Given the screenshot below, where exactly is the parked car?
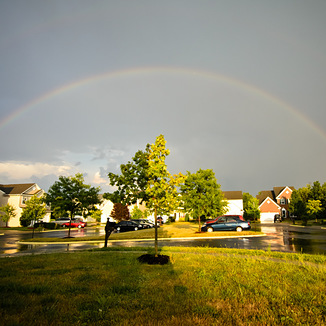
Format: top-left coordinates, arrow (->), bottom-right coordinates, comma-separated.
205,215 -> 245,225
73,217 -> 87,226
114,220 -> 143,232
61,220 -> 86,228
53,217 -> 70,225
132,219 -> 154,229
201,215 -> 251,232
273,214 -> 282,223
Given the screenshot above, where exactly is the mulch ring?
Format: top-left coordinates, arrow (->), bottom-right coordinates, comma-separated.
137,254 -> 170,265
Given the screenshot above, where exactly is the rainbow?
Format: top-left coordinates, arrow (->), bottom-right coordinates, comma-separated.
1,66 -> 326,142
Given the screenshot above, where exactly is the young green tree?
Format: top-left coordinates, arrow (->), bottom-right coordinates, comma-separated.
130,206 -> 144,219
243,192 -> 260,221
45,173 -> 101,237
146,135 -> 184,256
306,199 -> 322,223
0,204 -> 16,227
180,169 -> 227,232
20,196 -> 47,237
89,208 -> 102,223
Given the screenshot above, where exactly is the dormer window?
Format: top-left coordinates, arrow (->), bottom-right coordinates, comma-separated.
22,196 -> 29,204
280,198 -> 286,205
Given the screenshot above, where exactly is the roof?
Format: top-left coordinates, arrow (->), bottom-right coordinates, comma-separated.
0,183 -> 37,195
256,186 -> 294,204
223,191 -> 243,200
256,190 -> 274,205
274,186 -> 294,198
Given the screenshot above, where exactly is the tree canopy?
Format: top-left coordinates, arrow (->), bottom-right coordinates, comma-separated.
243,192 -> 260,221
0,204 -> 16,227
110,203 -> 130,222
180,169 -> 227,231
145,135 -> 184,217
289,181 -> 326,224
45,173 -> 101,236
20,196 -> 47,228
104,148 -> 150,205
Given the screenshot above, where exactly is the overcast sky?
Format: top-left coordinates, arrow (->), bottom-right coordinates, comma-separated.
1,1 -> 326,196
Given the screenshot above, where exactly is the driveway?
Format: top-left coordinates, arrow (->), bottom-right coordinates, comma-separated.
0,223 -> 325,257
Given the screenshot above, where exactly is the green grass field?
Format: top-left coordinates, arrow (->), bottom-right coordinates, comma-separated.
1,247 -> 325,325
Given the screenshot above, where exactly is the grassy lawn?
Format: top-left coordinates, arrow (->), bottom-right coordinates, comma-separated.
0,247 -> 325,325
20,222 -> 263,243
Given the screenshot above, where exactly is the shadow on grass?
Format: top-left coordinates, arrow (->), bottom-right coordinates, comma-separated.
137,253 -> 170,265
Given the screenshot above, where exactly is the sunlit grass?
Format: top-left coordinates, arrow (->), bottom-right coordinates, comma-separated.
0,248 -> 325,325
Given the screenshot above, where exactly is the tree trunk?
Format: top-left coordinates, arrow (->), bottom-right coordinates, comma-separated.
154,206 -> 158,257
68,211 -> 73,238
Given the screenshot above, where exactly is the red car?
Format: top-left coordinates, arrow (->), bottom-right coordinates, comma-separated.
61,220 -> 86,228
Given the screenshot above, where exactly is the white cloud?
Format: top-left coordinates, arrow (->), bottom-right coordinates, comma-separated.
0,162 -> 72,180
92,171 -> 110,185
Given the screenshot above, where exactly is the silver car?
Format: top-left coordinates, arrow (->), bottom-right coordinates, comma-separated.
53,217 -> 70,225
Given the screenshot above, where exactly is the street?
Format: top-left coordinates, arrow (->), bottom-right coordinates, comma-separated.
1,223 -> 326,257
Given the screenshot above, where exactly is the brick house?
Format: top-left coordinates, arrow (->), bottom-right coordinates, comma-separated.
256,186 -> 294,223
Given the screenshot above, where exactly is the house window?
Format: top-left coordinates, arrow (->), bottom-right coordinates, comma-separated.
280,198 -> 286,205
22,197 -> 29,204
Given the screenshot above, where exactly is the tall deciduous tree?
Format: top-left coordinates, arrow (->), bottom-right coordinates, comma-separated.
145,135 -> 184,256
180,169 -> 227,232
45,173 -> 101,237
243,192 -> 260,221
0,204 -> 16,227
104,148 -> 150,205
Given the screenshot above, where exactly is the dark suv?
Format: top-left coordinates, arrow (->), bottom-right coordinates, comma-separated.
201,215 -> 250,232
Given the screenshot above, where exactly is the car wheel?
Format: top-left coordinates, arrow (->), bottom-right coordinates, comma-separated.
236,226 -> 243,232
207,227 -> 214,232
78,225 -> 82,228
62,225 -> 66,228
134,227 -> 138,231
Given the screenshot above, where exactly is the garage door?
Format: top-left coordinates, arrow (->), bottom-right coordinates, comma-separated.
260,212 -> 276,223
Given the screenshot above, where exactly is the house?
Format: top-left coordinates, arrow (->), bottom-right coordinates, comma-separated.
98,195 -> 114,223
0,183 -> 50,227
256,186 -> 294,223
223,191 -> 244,216
97,190 -> 244,223
98,196 -> 147,223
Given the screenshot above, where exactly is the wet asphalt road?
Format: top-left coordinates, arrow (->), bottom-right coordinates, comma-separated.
1,223 -> 326,257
